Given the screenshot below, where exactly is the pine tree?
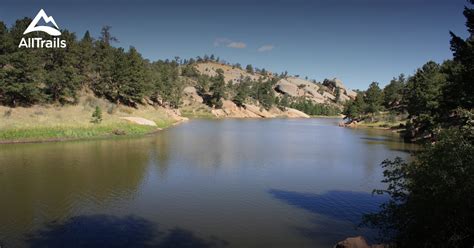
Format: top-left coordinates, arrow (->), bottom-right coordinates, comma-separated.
209,69 -> 226,108
383,74 -> 406,111
77,31 -> 95,86
43,31 -> 81,103
364,82 -> 383,117
233,80 -> 250,107
91,106 -> 102,124
441,1 -> 474,124
246,64 -> 254,74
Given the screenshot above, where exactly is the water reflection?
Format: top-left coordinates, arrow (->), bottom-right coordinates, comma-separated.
0,119 -> 415,247
0,138 -> 153,246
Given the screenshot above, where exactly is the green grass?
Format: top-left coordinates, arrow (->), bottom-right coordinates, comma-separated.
357,120 -> 405,129
180,107 -> 216,119
0,123 -> 159,143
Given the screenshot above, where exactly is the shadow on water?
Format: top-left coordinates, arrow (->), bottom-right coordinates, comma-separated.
268,189 -> 388,244
25,215 -> 228,248
269,189 -> 387,225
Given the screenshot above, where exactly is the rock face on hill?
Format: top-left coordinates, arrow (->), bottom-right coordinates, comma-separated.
194,62 -> 357,105
323,77 -> 357,99
275,77 -> 326,103
211,100 -> 309,119
192,62 -> 357,116
275,76 -> 356,104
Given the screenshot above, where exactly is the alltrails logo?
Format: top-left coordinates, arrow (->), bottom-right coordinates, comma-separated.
18,9 -> 66,48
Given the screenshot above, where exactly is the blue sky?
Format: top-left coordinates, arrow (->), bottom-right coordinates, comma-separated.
1,0 -> 469,90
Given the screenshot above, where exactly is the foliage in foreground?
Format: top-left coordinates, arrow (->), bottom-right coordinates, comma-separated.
363,127 -> 474,247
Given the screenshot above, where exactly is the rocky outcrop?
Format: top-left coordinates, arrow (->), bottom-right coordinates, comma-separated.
275,79 -> 300,97
275,77 -> 326,104
323,77 -> 357,101
211,100 -> 309,118
284,107 -> 310,118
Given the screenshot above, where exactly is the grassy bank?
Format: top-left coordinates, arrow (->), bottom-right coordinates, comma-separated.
0,123 -> 158,143
0,95 -> 178,143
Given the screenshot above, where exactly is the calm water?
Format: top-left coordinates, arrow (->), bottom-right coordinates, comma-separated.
0,119 -> 416,247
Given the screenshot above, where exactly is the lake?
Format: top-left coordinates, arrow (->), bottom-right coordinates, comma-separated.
0,118 -> 416,247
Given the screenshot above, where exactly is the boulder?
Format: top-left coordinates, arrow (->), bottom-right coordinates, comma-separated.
275,79 -> 300,97
119,117 -> 157,126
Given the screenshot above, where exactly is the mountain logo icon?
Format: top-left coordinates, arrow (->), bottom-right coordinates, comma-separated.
23,9 -> 61,36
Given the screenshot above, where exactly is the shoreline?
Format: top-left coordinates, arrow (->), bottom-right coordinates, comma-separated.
0,116 -> 406,145
0,119 -> 188,145
0,116 -> 342,145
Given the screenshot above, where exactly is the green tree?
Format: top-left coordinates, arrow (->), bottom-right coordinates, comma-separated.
364,82 -> 383,118
233,80 -> 250,107
343,92 -> 366,121
91,106 -> 103,124
246,64 -> 254,74
0,18 -> 45,106
383,74 -> 406,111
279,95 -> 290,110
364,127 -> 474,247
255,78 -> 276,110
150,60 -> 183,108
209,69 -> 226,108
404,61 -> 446,140
441,1 -> 474,127
43,31 -> 81,104
117,46 -> 151,106
77,31 -> 95,86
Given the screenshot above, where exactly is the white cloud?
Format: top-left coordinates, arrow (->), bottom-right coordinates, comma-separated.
227,41 -> 246,49
257,44 -> 274,52
214,38 -> 246,49
214,38 -> 231,47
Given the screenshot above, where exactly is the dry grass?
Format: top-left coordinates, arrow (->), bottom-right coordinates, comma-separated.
0,95 -> 177,142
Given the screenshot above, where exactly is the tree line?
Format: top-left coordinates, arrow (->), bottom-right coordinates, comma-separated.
343,52 -> 472,142
361,2 -> 474,247
0,17 -> 290,113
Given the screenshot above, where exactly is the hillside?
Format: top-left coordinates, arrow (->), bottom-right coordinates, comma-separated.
187,61 -> 356,118
0,19 -> 357,142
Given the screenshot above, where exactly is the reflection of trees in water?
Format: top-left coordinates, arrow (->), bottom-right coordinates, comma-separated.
26,214 -> 228,248
0,138 -> 153,242
148,134 -> 171,177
